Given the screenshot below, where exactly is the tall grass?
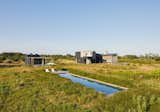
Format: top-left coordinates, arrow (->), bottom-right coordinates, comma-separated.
0,66 -> 160,112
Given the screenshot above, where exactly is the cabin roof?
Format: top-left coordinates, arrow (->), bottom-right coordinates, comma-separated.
26,54 -> 41,57
103,53 -> 117,56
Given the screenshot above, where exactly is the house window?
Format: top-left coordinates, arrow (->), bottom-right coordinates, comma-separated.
34,59 -> 42,65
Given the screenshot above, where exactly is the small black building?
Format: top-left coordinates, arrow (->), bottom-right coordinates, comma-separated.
25,54 -> 46,66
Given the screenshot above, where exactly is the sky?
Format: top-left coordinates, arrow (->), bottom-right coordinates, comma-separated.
0,0 -> 160,55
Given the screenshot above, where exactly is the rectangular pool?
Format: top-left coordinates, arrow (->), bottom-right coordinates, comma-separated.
59,73 -> 123,95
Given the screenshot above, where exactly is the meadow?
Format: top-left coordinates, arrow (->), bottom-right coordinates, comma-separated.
56,62 -> 160,112
58,63 -> 160,88
0,67 -> 107,112
0,54 -> 160,112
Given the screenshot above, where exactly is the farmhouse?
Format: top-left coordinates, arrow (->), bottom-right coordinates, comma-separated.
75,51 -> 102,64
75,51 -> 118,64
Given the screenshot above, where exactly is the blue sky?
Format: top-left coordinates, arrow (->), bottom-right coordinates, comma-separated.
0,0 -> 160,55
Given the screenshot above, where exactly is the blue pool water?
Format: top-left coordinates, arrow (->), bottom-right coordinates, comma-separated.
59,73 -> 122,95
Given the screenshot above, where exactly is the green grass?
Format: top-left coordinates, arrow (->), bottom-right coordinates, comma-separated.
0,67 -> 106,112
0,66 -> 160,112
58,64 -> 160,88
56,63 -> 160,112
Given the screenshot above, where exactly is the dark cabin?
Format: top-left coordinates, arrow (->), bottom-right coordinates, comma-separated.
25,54 -> 46,66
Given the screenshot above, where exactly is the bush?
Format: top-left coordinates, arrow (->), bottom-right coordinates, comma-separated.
4,59 -> 13,64
0,52 -> 25,63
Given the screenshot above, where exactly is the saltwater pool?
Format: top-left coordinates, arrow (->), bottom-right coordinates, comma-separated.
59,73 -> 122,95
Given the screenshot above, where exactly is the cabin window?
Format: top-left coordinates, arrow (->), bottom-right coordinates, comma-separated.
34,59 -> 42,65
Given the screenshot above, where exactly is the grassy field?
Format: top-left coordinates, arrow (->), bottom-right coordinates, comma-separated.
0,63 -> 160,112
56,63 -> 160,112
0,67 -> 108,112
57,63 -> 160,88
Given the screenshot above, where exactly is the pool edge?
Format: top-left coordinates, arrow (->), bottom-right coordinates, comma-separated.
68,72 -> 128,90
